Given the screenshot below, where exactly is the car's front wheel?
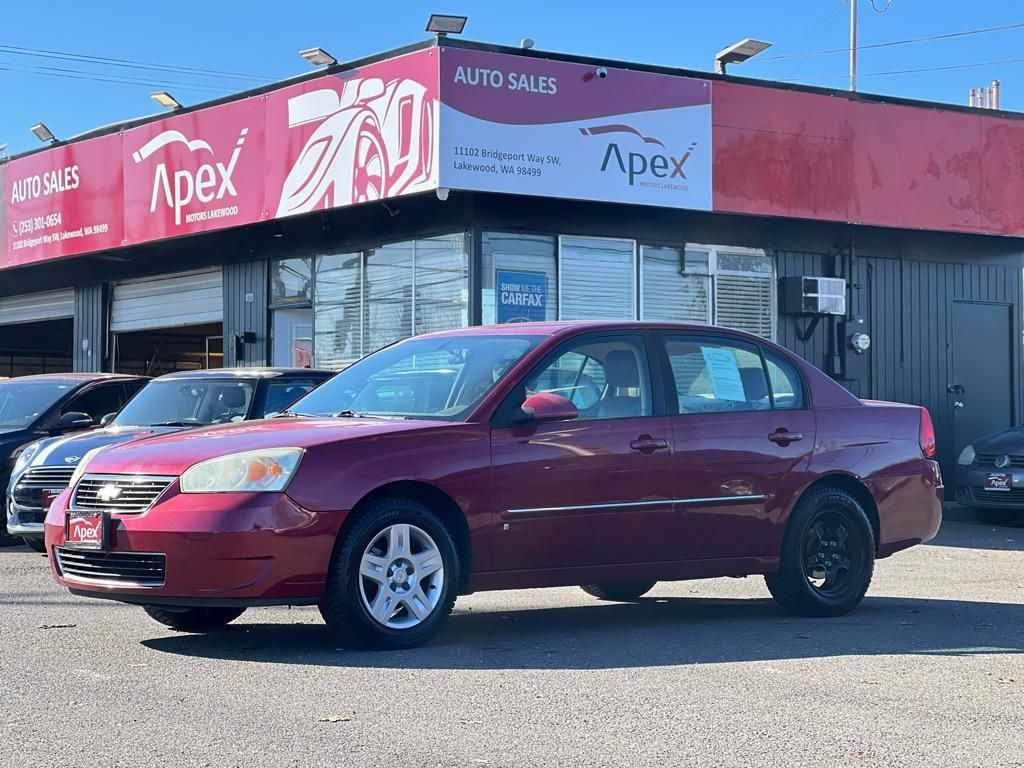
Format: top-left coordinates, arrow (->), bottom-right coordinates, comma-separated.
765,487 -> 875,617
319,497 -> 459,650
580,580 -> 657,602
22,537 -> 46,553
143,606 -> 246,632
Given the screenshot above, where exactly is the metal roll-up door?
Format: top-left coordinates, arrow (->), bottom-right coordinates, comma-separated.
111,268 -> 223,333
0,289 -> 74,325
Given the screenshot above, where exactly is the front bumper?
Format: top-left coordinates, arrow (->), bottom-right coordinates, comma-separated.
45,483 -> 346,605
7,498 -> 45,538
954,465 -> 1024,509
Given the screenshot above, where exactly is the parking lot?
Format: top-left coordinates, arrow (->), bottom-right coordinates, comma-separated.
2,513 -> 1022,768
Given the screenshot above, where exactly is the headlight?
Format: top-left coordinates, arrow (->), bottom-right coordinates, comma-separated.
957,444 -> 976,466
11,442 -> 41,475
179,448 -> 305,494
68,446 -> 105,490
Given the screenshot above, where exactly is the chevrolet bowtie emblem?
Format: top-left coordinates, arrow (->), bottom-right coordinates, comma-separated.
96,484 -> 123,502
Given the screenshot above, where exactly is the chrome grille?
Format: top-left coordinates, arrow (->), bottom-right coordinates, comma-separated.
975,453 -> 1024,468
970,487 -> 1024,504
15,466 -> 76,489
72,474 -> 174,514
55,547 -> 166,587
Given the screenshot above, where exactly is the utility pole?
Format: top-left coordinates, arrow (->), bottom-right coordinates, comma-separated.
849,0 -> 858,91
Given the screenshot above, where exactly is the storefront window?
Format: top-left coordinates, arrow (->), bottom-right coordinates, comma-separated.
559,236 -> 636,321
641,246 -> 712,324
482,232 -> 557,324
312,234 -> 468,370
270,257 -> 312,306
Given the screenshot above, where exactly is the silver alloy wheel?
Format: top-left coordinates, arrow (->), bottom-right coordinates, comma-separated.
358,523 -> 445,630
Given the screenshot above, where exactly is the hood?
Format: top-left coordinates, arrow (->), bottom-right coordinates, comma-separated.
81,417 -> 450,476
971,426 -> 1024,454
25,426 -> 181,470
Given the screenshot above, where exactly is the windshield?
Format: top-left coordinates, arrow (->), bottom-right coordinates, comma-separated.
0,379 -> 77,428
293,335 -> 542,421
113,379 -> 256,427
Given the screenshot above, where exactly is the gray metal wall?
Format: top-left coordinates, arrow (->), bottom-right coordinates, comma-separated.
73,284 -> 107,372
223,259 -> 268,368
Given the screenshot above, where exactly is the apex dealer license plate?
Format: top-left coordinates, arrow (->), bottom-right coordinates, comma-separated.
66,514 -> 104,550
985,473 -> 1012,492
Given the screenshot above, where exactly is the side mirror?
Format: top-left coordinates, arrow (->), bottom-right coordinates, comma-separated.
99,413 -> 117,427
54,411 -> 93,433
516,392 -> 579,424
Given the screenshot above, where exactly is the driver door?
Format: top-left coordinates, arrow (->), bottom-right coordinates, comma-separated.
489,333 -> 675,572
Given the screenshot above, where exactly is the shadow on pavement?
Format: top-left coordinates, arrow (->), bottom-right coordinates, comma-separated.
142,595 -> 1024,670
926,519 -> 1024,552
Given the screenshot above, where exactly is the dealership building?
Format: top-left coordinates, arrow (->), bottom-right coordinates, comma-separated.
2,36 -> 1024,475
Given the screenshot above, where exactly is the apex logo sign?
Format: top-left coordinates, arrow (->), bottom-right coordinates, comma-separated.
132,128 -> 249,225
581,124 -> 698,187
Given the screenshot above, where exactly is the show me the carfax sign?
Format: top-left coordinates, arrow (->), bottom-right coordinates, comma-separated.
437,47 -> 712,210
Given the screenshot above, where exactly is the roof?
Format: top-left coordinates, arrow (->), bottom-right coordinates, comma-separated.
5,36 -> 1020,164
1,373 -> 146,383
419,320 -> 780,344
155,368 -> 333,381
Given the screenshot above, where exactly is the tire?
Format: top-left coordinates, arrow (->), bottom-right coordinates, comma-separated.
581,580 -> 657,602
22,537 -> 46,553
143,606 -> 246,632
765,487 -> 875,618
319,497 -> 459,650
974,508 -> 1019,526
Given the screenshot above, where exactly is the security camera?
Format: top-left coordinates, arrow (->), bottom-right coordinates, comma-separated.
595,67 -> 608,79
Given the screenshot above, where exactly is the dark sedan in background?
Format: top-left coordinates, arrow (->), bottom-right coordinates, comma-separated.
956,428 -> 1024,525
1,374 -> 148,544
7,368 -> 331,551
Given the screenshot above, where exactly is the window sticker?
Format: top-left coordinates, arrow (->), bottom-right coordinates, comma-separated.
700,346 -> 746,401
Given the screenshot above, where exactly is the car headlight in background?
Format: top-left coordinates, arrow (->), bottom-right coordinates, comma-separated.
11,441 -> 41,475
957,444 -> 976,466
179,448 -> 305,494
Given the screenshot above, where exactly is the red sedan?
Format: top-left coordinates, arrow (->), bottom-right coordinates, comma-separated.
45,322 -> 942,649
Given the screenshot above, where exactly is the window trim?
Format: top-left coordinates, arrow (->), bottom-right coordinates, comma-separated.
654,331 -> 810,416
490,331 -> 662,428
685,243 -> 776,341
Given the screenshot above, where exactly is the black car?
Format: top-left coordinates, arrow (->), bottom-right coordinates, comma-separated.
0,373 -> 148,542
6,368 -> 332,550
955,427 -> 1024,524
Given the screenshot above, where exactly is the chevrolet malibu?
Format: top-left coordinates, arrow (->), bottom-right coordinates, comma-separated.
45,323 -> 943,649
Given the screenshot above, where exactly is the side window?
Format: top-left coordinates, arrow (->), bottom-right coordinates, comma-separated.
664,336 -> 771,414
512,336 -> 652,421
261,379 -> 322,417
64,384 -> 127,421
764,352 -> 805,410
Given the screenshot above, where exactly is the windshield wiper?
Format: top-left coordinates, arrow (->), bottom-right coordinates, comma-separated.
334,409 -> 365,418
275,410 -> 318,418
148,421 -> 195,427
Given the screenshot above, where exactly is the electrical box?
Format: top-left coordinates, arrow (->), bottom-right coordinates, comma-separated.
780,276 -> 847,315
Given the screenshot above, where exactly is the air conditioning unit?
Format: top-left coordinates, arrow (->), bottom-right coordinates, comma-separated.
780,276 -> 846,316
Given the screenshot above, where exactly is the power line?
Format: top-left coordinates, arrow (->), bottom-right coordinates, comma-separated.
764,0 -> 846,78
0,44 -> 274,83
0,61 -> 232,94
780,56 -> 1024,82
752,20 -> 1024,63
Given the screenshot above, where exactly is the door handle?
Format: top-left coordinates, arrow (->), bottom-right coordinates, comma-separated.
630,436 -> 670,454
768,429 -> 803,446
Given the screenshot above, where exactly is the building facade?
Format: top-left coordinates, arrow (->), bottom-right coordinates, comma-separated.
2,38 -> 1024,477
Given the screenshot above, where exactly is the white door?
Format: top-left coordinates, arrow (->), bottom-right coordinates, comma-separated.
111,268 -> 223,333
0,289 -> 74,326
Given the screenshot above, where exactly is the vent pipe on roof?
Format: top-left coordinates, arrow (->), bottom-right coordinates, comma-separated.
991,79 -> 1001,110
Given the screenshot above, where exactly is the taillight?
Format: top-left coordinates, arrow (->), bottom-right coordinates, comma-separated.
919,407 -> 936,459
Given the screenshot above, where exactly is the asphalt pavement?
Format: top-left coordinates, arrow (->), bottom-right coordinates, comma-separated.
2,514 -> 1022,767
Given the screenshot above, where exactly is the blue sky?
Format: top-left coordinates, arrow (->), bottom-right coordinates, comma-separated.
2,0 -> 1022,155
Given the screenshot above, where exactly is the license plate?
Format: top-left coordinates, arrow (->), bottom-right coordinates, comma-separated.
41,489 -> 63,512
66,515 -> 104,550
985,473 -> 1012,491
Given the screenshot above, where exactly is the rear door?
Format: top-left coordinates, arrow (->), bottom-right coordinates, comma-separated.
489,332 -> 675,571
657,333 -> 816,561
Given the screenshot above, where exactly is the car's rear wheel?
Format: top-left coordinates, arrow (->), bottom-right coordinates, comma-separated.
22,537 -> 46,553
581,580 -> 657,602
765,487 -> 874,617
319,497 -> 459,650
143,606 -> 246,632
974,508 -> 1019,526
